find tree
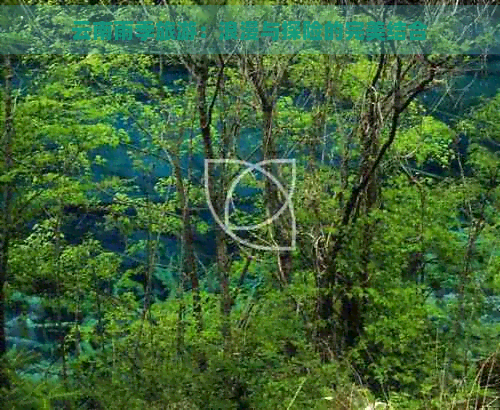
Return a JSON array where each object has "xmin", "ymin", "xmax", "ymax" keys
[
  {"xmin": 0, "ymin": 54, "xmax": 14, "ymax": 388},
  {"xmin": 0, "ymin": 53, "xmax": 124, "ymax": 389}
]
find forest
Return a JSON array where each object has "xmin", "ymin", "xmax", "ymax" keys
[{"xmin": 2, "ymin": 0, "xmax": 500, "ymax": 409}]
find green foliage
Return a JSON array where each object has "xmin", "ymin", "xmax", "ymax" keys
[
  {"xmin": 354, "ymin": 287, "xmax": 441, "ymax": 395},
  {"xmin": 395, "ymin": 114, "xmax": 456, "ymax": 166},
  {"xmin": 0, "ymin": 351, "xmax": 81, "ymax": 410},
  {"xmin": 3, "ymin": 26, "xmax": 500, "ymax": 410}
]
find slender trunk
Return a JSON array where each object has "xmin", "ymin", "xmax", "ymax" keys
[
  {"xmin": 54, "ymin": 215, "xmax": 68, "ymax": 383},
  {"xmin": 74, "ymin": 296, "xmax": 81, "ymax": 358},
  {"xmin": 176, "ymin": 273, "xmax": 185, "ymax": 357},
  {"xmin": 0, "ymin": 54, "xmax": 14, "ymax": 388},
  {"xmin": 250, "ymin": 59, "xmax": 293, "ymax": 286},
  {"xmin": 156, "ymin": 56, "xmax": 195, "ymax": 357},
  {"xmin": 264, "ymin": 106, "xmax": 293, "ymax": 286},
  {"xmin": 196, "ymin": 57, "xmax": 231, "ymax": 350},
  {"xmin": 174, "ymin": 196, "xmax": 186, "ymax": 358},
  {"xmin": 173, "ymin": 159, "xmax": 201, "ymax": 334},
  {"xmin": 145, "ymin": 196, "xmax": 153, "ymax": 315},
  {"xmin": 316, "ymin": 87, "xmax": 382, "ymax": 360},
  {"xmin": 456, "ymin": 219, "xmax": 482, "ymax": 376},
  {"xmin": 185, "ymin": 205, "xmax": 201, "ymax": 334},
  {"xmin": 173, "ymin": 153, "xmax": 206, "ymax": 368},
  {"xmin": 342, "ymin": 100, "xmax": 381, "ymax": 352},
  {"xmin": 92, "ymin": 263, "xmax": 105, "ymax": 352}
]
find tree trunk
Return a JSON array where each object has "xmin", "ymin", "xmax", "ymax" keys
[
  {"xmin": 262, "ymin": 104, "xmax": 293, "ymax": 285},
  {"xmin": 174, "ymin": 161, "xmax": 201, "ymax": 334},
  {"xmin": 245, "ymin": 56, "xmax": 294, "ymax": 286},
  {"xmin": 0, "ymin": 54, "xmax": 14, "ymax": 389},
  {"xmin": 196, "ymin": 56, "xmax": 232, "ymax": 351},
  {"xmin": 315, "ymin": 55, "xmax": 441, "ymax": 361},
  {"xmin": 343, "ymin": 78, "xmax": 383, "ymax": 350}
]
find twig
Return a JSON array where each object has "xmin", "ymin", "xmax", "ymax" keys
[{"xmin": 286, "ymin": 377, "xmax": 307, "ymax": 410}]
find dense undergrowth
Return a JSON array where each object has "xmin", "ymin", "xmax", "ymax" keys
[
  {"xmin": 2, "ymin": 1, "xmax": 500, "ymax": 409},
  {"xmin": 1, "ymin": 285, "xmax": 500, "ymax": 410}
]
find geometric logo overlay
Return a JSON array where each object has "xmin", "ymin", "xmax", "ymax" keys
[{"xmin": 204, "ymin": 159, "xmax": 296, "ymax": 251}]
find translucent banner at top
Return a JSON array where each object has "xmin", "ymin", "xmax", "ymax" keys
[{"xmin": 1, "ymin": 5, "xmax": 499, "ymax": 55}]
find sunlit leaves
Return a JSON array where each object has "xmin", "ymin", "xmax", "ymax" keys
[{"xmin": 395, "ymin": 115, "xmax": 455, "ymax": 166}]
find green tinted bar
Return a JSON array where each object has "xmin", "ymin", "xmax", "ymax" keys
[{"xmin": 0, "ymin": 5, "xmax": 497, "ymax": 54}]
